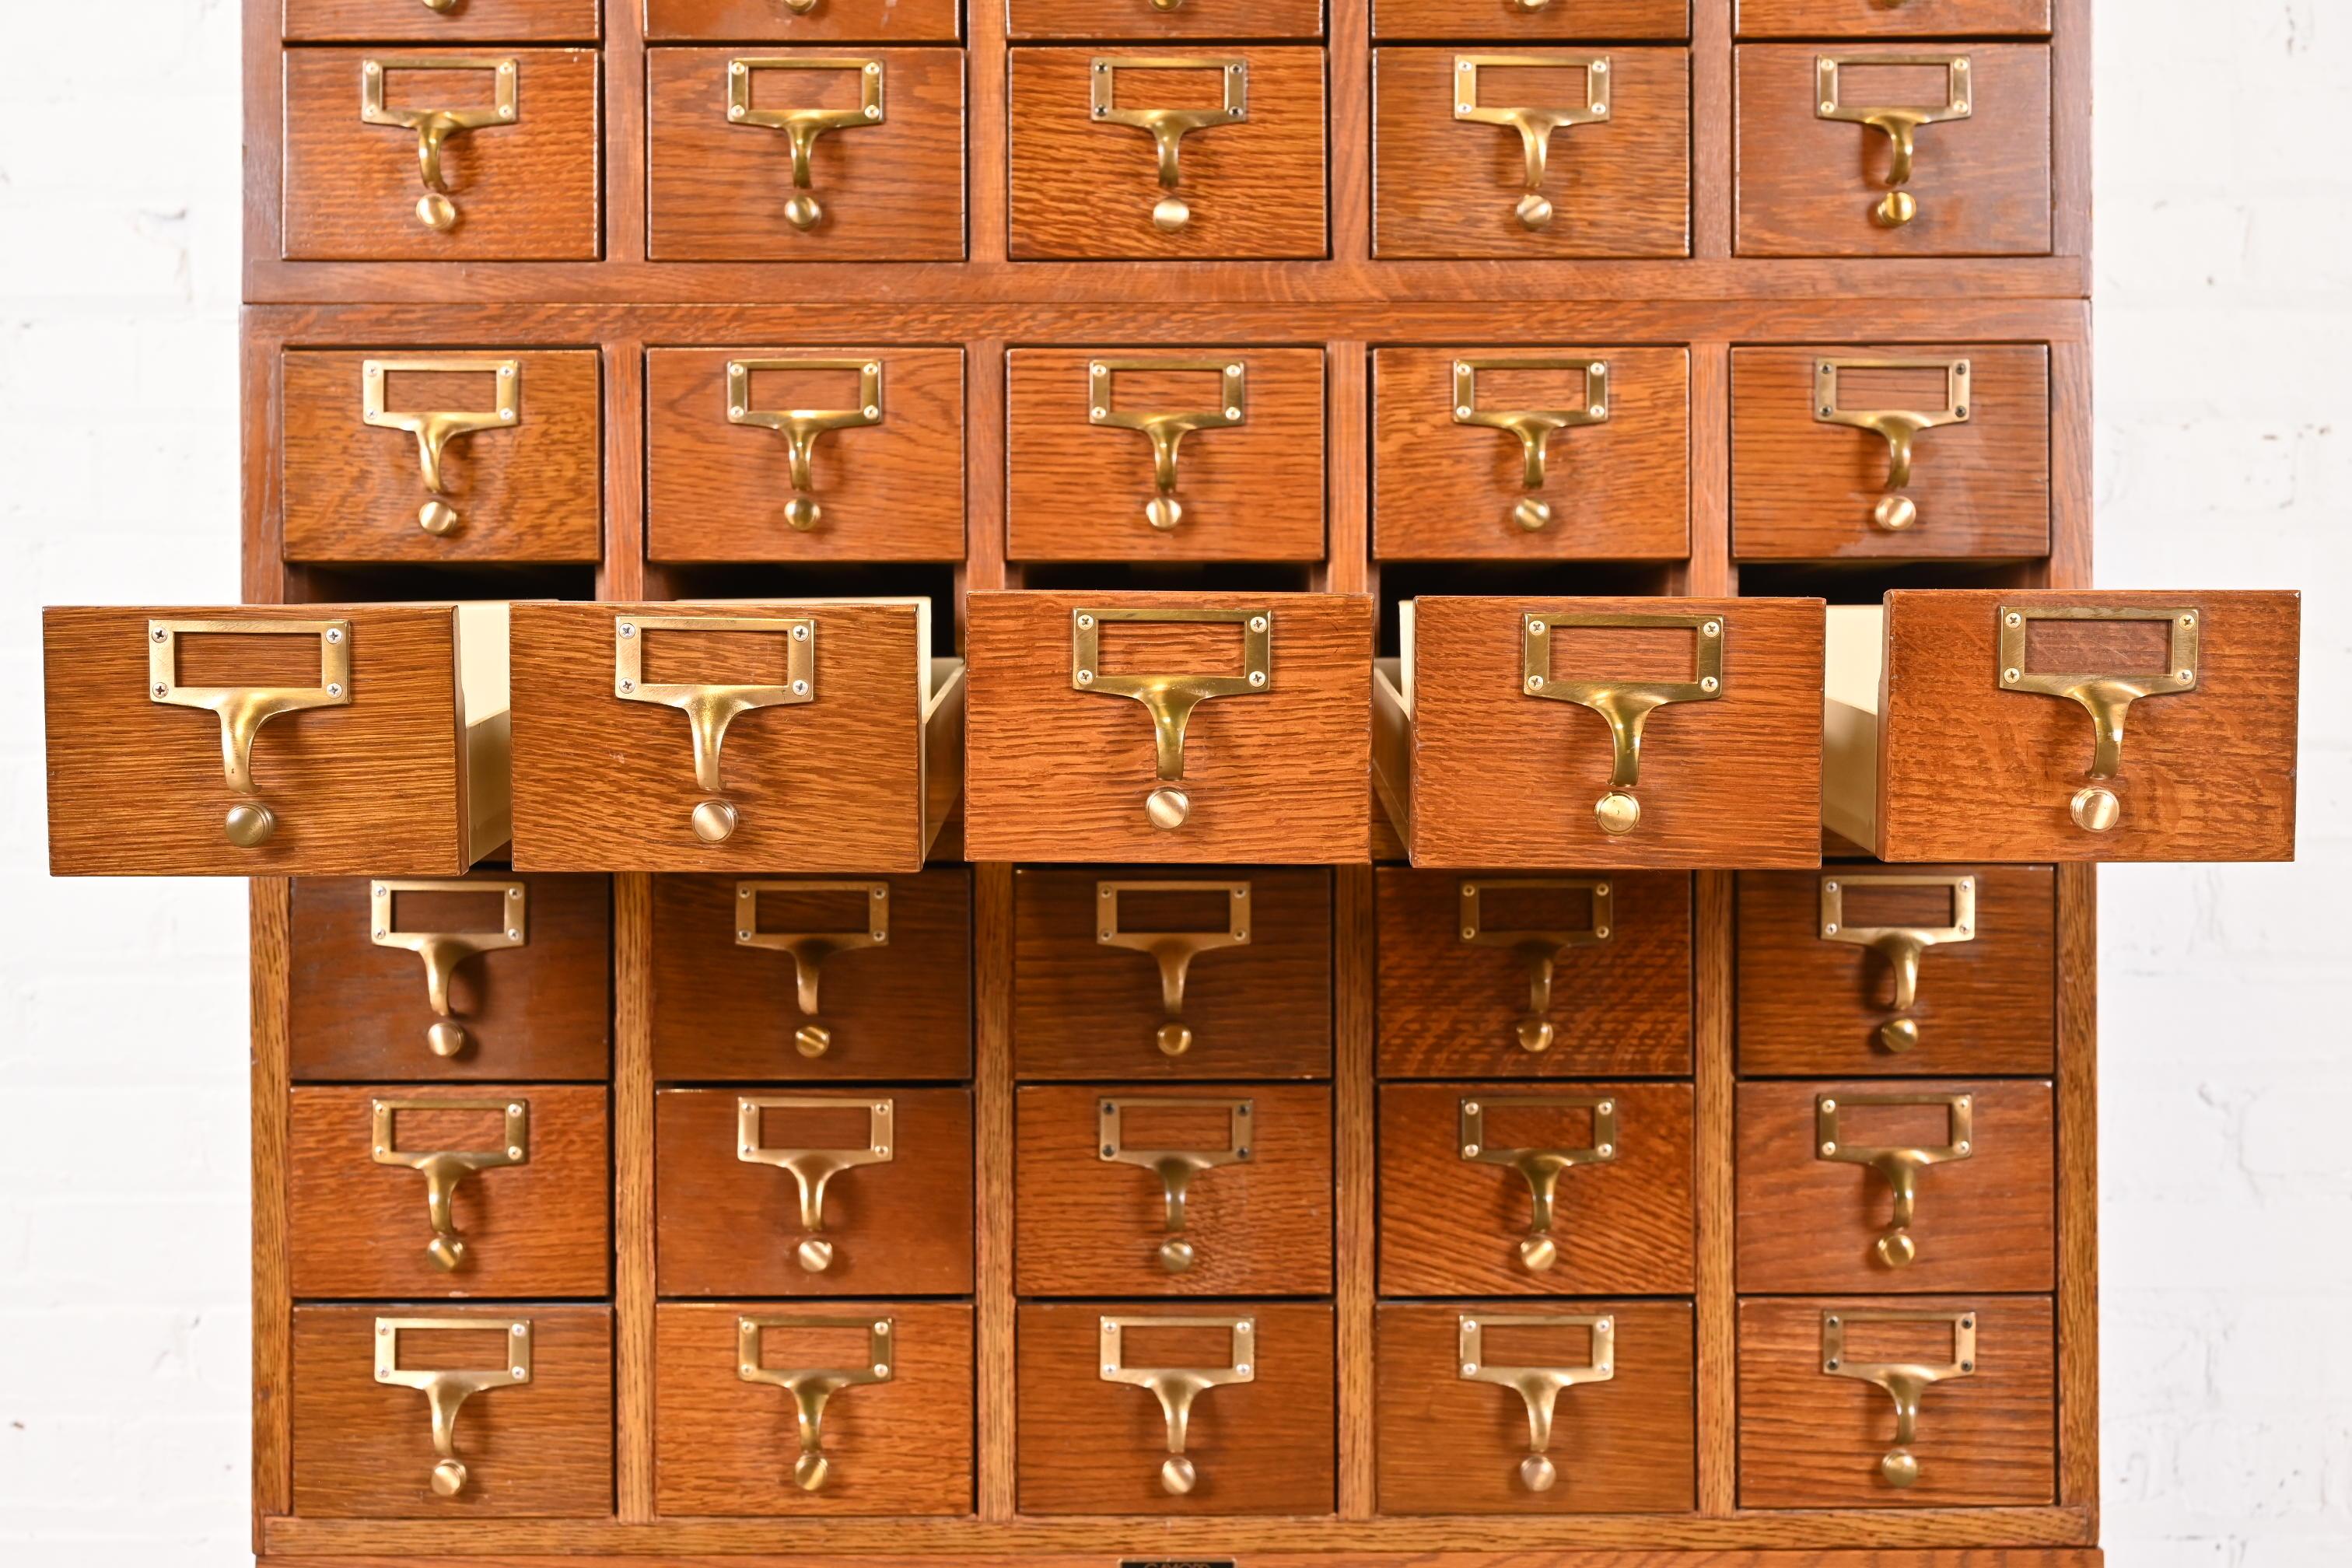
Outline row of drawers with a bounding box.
[296,1296,2055,1515]
[281,45,2054,261]
[279,344,2052,566]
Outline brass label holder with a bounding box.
[1098,1313,1256,1496]
[1822,1307,1977,1489]
[371,1097,529,1272]
[1458,1311,1615,1493]
[1997,604,2200,833]
[1521,610,1724,838]
[360,56,518,232]
[1816,1090,1973,1269]
[726,355,884,532]
[737,1094,894,1274]
[726,57,885,233]
[1088,356,1248,532]
[735,879,890,1060]
[1454,54,1611,231]
[1090,56,1249,233]
[1097,878,1251,1057]
[148,617,353,849]
[1813,356,1969,533]
[369,877,527,1059]
[362,357,521,537]
[616,613,816,845]
[736,1313,894,1493]
[1073,607,1272,830]
[373,1314,532,1498]
[1459,1092,1620,1272]
[1099,1096,1255,1275]
[1820,873,1975,1055]
[1815,52,1972,228]
[1458,877,1614,1055]
[1452,355,1609,533]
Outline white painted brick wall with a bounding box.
[0,3,2343,1563]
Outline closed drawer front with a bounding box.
[1374,1301,1695,1514]
[1006,348,1326,564]
[1375,0,1689,40]
[283,49,601,261]
[1017,1301,1335,1513]
[647,0,961,41]
[1377,870,1692,1078]
[1731,345,2051,560]
[1013,867,1332,1079]
[1737,1079,2053,1293]
[647,47,965,261]
[964,592,1374,863]
[645,347,964,563]
[1016,1083,1333,1294]
[1736,0,2051,37]
[656,1087,975,1296]
[1374,346,1690,562]
[1009,47,1328,260]
[654,1301,974,1516]
[1373,48,1691,259]
[508,599,963,873]
[292,873,612,1083]
[1736,44,2052,257]
[291,1305,613,1517]
[283,349,602,564]
[1737,866,2054,1076]
[652,870,971,1082]
[286,0,601,41]
[1377,1082,1696,1297]
[1013,0,1322,40]
[289,1084,611,1297]
[1738,1294,2055,1507]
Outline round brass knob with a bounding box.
[1146,495,1184,531]
[1146,786,1191,830]
[1877,1017,1920,1055]
[418,193,459,232]
[419,500,463,536]
[1875,190,1918,228]
[785,496,821,532]
[428,1021,469,1059]
[427,1235,467,1271]
[1519,1454,1558,1491]
[794,1451,831,1491]
[794,1023,832,1059]
[1158,1237,1196,1273]
[1881,1447,1921,1488]
[786,194,823,232]
[1876,1229,1917,1269]
[1514,0,1553,10]
[225,803,277,848]
[423,0,461,12]
[2071,786,2120,832]
[796,1237,835,1272]
[693,799,740,843]
[1152,0,1186,10]
[1152,195,1191,233]
[1513,496,1552,532]
[1159,1455,1197,1495]
[1517,1234,1558,1272]
[1516,1017,1556,1054]
[1873,494,1919,531]
[1514,192,1554,230]
[1594,791,1640,835]
[1156,1020,1194,1058]
[431,1458,469,1496]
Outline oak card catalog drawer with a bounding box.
[1373,347,1691,562]
[647,47,964,261]
[1738,1295,2056,1507]
[1377,1083,1696,1297]
[1374,1301,1695,1514]
[290,1305,613,1517]
[1017,1302,1335,1513]
[1376,0,1689,40]
[1731,345,2051,561]
[1738,1080,2053,1293]
[654,1302,975,1516]
[285,0,601,42]
[1008,48,1328,260]
[508,599,961,871]
[1825,592,2302,862]
[290,873,611,1082]
[652,870,971,1082]
[655,1088,974,1296]
[1735,0,2050,37]
[282,349,602,564]
[1735,44,2052,257]
[1737,866,2055,1076]
[1377,869,1692,1078]
[1006,348,1325,564]
[1372,49,1690,259]
[1376,597,1825,870]
[646,0,961,42]
[1017,1083,1334,1294]
[645,347,964,564]
[44,603,509,877]
[1013,0,1321,40]
[964,593,1374,863]
[289,1084,611,1298]
[282,50,600,261]
[1014,867,1332,1079]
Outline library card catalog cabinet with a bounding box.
[29,2,2307,1566]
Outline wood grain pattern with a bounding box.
[283,50,601,262]
[1012,866,1333,1080]
[1374,1300,1694,1515]
[1692,868,1735,1517]
[646,0,960,42]
[1012,0,1323,41]
[1736,0,2052,37]
[653,1301,974,1517]
[1332,862,1376,1520]
[1006,348,1327,563]
[1373,346,1690,562]
[2053,862,2096,1514]
[1377,1082,1696,1297]
[1374,0,1689,40]
[1731,345,2051,562]
[613,871,657,1524]
[971,863,1016,1521]
[1373,49,1691,260]
[285,0,601,41]
[261,1531,2105,1558]
[1735,45,2053,258]
[252,879,294,1528]
[1377,868,1693,1078]
[646,48,965,263]
[1008,48,1329,261]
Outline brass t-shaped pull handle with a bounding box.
[374,1316,532,1499]
[1096,880,1251,1057]
[369,879,527,1059]
[372,1097,529,1271]
[1822,1308,1977,1489]
[1458,879,1614,1055]
[1819,874,1976,1055]
[1997,604,2203,833]
[360,57,518,231]
[727,57,885,233]
[735,880,890,1060]
[726,356,884,532]
[1100,1097,1254,1273]
[1813,358,1971,532]
[1452,357,1609,532]
[1090,56,1249,233]
[1460,1094,1619,1272]
[1816,1091,1973,1269]
[737,1095,894,1274]
[1099,1314,1256,1496]
[1521,611,1724,838]
[736,1314,893,1491]
[362,358,521,537]
[1454,54,1611,231]
[1089,358,1248,531]
[1073,607,1272,830]
[1815,54,1973,228]
[148,618,354,849]
[1458,1312,1615,1492]
[616,614,817,845]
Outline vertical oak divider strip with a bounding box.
[608,1,647,263]
[614,871,656,1523]
[2049,331,2093,590]
[975,860,1017,1521]
[250,877,292,1533]
[1692,0,1733,260]
[2053,0,2092,263]
[967,339,1010,612]
[1682,341,1734,597]
[968,0,1009,264]
[240,327,284,604]
[603,340,648,600]
[1335,860,1377,1518]
[1329,0,1370,264]
[240,0,280,292]
[1325,340,1370,596]
[1694,868,1736,1517]
[2056,861,2099,1517]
